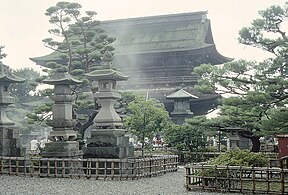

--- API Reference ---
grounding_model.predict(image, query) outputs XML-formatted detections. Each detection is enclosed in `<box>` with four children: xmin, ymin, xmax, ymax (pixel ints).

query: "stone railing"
<box><xmin>0</xmin><ymin>155</ymin><xmax>178</xmax><ymax>179</ymax></box>
<box><xmin>185</xmin><ymin>164</ymin><xmax>288</xmax><ymax>194</ymax></box>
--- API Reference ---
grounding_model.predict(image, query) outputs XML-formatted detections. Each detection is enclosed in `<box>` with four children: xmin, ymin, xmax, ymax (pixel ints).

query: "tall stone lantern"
<box><xmin>0</xmin><ymin>63</ymin><xmax>25</xmax><ymax>156</ymax></box>
<box><xmin>83</xmin><ymin>52</ymin><xmax>134</xmax><ymax>158</ymax></box>
<box><xmin>41</xmin><ymin>72</ymin><xmax>83</xmax><ymax>158</ymax></box>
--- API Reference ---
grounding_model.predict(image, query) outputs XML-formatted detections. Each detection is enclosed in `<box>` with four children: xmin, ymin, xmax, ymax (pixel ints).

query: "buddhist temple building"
<box><xmin>30</xmin><ymin>11</ymin><xmax>231</xmax><ymax>122</ymax></box>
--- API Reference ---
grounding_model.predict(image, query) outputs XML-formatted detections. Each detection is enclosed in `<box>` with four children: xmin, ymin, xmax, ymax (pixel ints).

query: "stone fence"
<box><xmin>0</xmin><ymin>155</ymin><xmax>178</xmax><ymax>180</ymax></box>
<box><xmin>185</xmin><ymin>164</ymin><xmax>288</xmax><ymax>194</ymax></box>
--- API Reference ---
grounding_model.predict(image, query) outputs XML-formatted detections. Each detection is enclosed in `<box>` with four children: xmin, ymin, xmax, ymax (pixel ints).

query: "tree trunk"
<box><xmin>250</xmin><ymin>136</ymin><xmax>261</xmax><ymax>152</ymax></box>
<box><xmin>75</xmin><ymin>110</ymin><xmax>98</xmax><ymax>137</ymax></box>
<box><xmin>238</xmin><ymin>132</ymin><xmax>261</xmax><ymax>152</ymax></box>
<box><xmin>140</xmin><ymin>134</ymin><xmax>145</xmax><ymax>158</ymax></box>
<box><xmin>141</xmin><ymin>140</ymin><xmax>145</xmax><ymax>158</ymax></box>
<box><xmin>185</xmin><ymin>141</ymin><xmax>193</xmax><ymax>152</ymax></box>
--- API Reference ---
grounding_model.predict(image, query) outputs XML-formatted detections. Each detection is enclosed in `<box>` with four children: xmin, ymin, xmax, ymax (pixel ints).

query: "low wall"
<box><xmin>0</xmin><ymin>155</ymin><xmax>178</xmax><ymax>179</ymax></box>
<box><xmin>185</xmin><ymin>164</ymin><xmax>288</xmax><ymax>194</ymax></box>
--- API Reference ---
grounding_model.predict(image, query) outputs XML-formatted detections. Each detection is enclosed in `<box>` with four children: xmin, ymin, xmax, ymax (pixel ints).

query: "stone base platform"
<box><xmin>41</xmin><ymin>141</ymin><xmax>83</xmax><ymax>158</ymax></box>
<box><xmin>0</xmin><ymin>126</ymin><xmax>21</xmax><ymax>156</ymax></box>
<box><xmin>83</xmin><ymin>146</ymin><xmax>134</xmax><ymax>159</ymax></box>
<box><xmin>83</xmin><ymin>129</ymin><xmax>134</xmax><ymax>159</ymax></box>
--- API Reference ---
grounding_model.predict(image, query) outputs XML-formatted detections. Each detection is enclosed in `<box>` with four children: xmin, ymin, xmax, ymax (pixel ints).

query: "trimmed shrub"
<box><xmin>209</xmin><ymin>149</ymin><xmax>269</xmax><ymax>167</ymax></box>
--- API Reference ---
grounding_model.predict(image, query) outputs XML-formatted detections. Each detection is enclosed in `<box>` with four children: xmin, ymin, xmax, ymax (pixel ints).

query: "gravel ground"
<box><xmin>0</xmin><ymin>167</ymin><xmax>239</xmax><ymax>195</ymax></box>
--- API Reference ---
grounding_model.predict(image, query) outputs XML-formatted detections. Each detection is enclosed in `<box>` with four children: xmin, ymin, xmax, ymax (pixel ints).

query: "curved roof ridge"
<box><xmin>101</xmin><ymin>11</ymin><xmax>208</xmax><ymax>25</ymax></box>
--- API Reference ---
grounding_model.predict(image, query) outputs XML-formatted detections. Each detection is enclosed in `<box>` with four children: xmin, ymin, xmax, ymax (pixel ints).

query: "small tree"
<box><xmin>10</xmin><ymin>68</ymin><xmax>41</xmax><ymax>103</ymax></box>
<box><xmin>124</xmin><ymin>97</ymin><xmax>170</xmax><ymax>157</ymax></box>
<box><xmin>41</xmin><ymin>1</ymin><xmax>115</xmax><ymax>111</ymax></box>
<box><xmin>210</xmin><ymin>149</ymin><xmax>268</xmax><ymax>167</ymax></box>
<box><xmin>43</xmin><ymin>1</ymin><xmax>115</xmax><ymax>75</ymax></box>
<box><xmin>164</xmin><ymin>116</ymin><xmax>209</xmax><ymax>152</ymax></box>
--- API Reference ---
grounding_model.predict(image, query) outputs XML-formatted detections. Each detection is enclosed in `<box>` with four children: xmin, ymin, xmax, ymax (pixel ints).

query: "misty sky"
<box><xmin>0</xmin><ymin>0</ymin><xmax>286</xmax><ymax>71</ymax></box>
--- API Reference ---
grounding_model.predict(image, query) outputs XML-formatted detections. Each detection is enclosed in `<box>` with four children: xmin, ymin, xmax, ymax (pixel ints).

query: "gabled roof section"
<box><xmin>31</xmin><ymin>11</ymin><xmax>225</xmax><ymax>64</ymax></box>
<box><xmin>167</xmin><ymin>89</ymin><xmax>199</xmax><ymax>99</ymax></box>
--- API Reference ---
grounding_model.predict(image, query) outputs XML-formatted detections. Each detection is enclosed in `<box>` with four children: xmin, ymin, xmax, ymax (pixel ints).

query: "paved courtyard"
<box><xmin>0</xmin><ymin>167</ymin><xmax>239</xmax><ymax>195</ymax></box>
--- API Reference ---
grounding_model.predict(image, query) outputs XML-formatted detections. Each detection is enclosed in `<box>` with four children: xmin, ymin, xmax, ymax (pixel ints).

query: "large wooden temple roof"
<box><xmin>30</xmin><ymin>11</ymin><xmax>230</xmax><ymax>64</ymax></box>
<box><xmin>102</xmin><ymin>11</ymin><xmax>212</xmax><ymax>54</ymax></box>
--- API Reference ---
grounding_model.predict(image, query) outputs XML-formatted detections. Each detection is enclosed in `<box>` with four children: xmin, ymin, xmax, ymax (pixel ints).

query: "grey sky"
<box><xmin>0</xmin><ymin>0</ymin><xmax>286</xmax><ymax>71</ymax></box>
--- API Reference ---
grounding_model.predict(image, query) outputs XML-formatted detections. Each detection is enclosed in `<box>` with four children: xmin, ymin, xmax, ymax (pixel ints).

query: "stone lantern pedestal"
<box><xmin>83</xmin><ymin>52</ymin><xmax>134</xmax><ymax>158</ymax></box>
<box><xmin>0</xmin><ymin>63</ymin><xmax>25</xmax><ymax>156</ymax></box>
<box><xmin>41</xmin><ymin>72</ymin><xmax>83</xmax><ymax>158</ymax></box>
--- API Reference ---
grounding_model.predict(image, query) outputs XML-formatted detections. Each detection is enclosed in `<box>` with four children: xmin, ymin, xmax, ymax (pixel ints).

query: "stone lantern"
<box><xmin>41</xmin><ymin>72</ymin><xmax>83</xmax><ymax>158</ymax></box>
<box><xmin>83</xmin><ymin>51</ymin><xmax>134</xmax><ymax>158</ymax></box>
<box><xmin>166</xmin><ymin>88</ymin><xmax>198</xmax><ymax>124</ymax></box>
<box><xmin>224</xmin><ymin>127</ymin><xmax>241</xmax><ymax>150</ymax></box>
<box><xmin>0</xmin><ymin>63</ymin><xmax>25</xmax><ymax>156</ymax></box>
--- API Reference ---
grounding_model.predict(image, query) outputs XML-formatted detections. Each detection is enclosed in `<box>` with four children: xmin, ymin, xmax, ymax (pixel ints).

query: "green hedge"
<box><xmin>209</xmin><ymin>149</ymin><xmax>269</xmax><ymax>167</ymax></box>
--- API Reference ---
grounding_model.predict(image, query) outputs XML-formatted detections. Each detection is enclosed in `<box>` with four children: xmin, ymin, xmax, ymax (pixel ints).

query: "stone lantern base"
<box><xmin>41</xmin><ymin>141</ymin><xmax>83</xmax><ymax>158</ymax></box>
<box><xmin>0</xmin><ymin>126</ymin><xmax>21</xmax><ymax>156</ymax></box>
<box><xmin>170</xmin><ymin>112</ymin><xmax>193</xmax><ymax>124</ymax></box>
<box><xmin>83</xmin><ymin>129</ymin><xmax>134</xmax><ymax>159</ymax></box>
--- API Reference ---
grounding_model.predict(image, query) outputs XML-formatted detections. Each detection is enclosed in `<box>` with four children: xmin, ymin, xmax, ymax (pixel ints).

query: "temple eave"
<box><xmin>208</xmin><ymin>45</ymin><xmax>233</xmax><ymax>64</ymax></box>
<box><xmin>30</xmin><ymin>44</ymin><xmax>231</xmax><ymax>67</ymax></box>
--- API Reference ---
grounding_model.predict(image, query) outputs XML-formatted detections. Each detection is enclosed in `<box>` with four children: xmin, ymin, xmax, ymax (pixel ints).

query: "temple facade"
<box><xmin>31</xmin><ymin>12</ymin><xmax>231</xmax><ymax>122</ymax></box>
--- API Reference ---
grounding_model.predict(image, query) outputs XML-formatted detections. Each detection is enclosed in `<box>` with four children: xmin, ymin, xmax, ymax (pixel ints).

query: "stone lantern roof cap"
<box><xmin>86</xmin><ymin>68</ymin><xmax>129</xmax><ymax>81</ymax></box>
<box><xmin>42</xmin><ymin>72</ymin><xmax>82</xmax><ymax>85</ymax></box>
<box><xmin>167</xmin><ymin>89</ymin><xmax>198</xmax><ymax>99</ymax></box>
<box><xmin>86</xmin><ymin>50</ymin><xmax>128</xmax><ymax>81</ymax></box>
<box><xmin>0</xmin><ymin>63</ymin><xmax>25</xmax><ymax>83</ymax></box>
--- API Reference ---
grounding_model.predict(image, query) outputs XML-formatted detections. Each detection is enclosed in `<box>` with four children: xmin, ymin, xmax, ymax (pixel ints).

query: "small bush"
<box><xmin>209</xmin><ymin>149</ymin><xmax>269</xmax><ymax>167</ymax></box>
